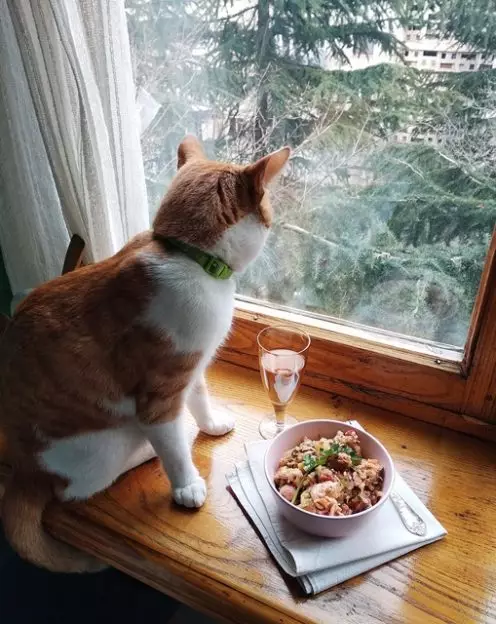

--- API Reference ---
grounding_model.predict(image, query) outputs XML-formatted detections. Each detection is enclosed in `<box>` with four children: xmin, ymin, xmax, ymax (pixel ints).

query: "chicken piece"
<box><xmin>339</xmin><ymin>471</ymin><xmax>355</xmax><ymax>494</ymax></box>
<box><xmin>310</xmin><ymin>480</ymin><xmax>342</xmax><ymax>502</ymax></box>
<box><xmin>333</xmin><ymin>429</ymin><xmax>362</xmax><ymax>455</ymax></box>
<box><xmin>354</xmin><ymin>458</ymin><xmax>383</xmax><ymax>488</ymax></box>
<box><xmin>279</xmin><ymin>484</ymin><xmax>296</xmax><ymax>501</ymax></box>
<box><xmin>315</xmin><ymin>437</ymin><xmax>331</xmax><ymax>453</ymax></box>
<box><xmin>299</xmin><ymin>489</ymin><xmax>313</xmax><ymax>509</ymax></box>
<box><xmin>343</xmin><ymin>429</ymin><xmax>362</xmax><ymax>453</ymax></box>
<box><xmin>274</xmin><ymin>466</ymin><xmax>303</xmax><ymax>487</ymax></box>
<box><xmin>316</xmin><ymin>466</ymin><xmax>338</xmax><ymax>483</ymax></box>
<box><xmin>280</xmin><ymin>438</ymin><xmax>318</xmax><ymax>466</ymax></box>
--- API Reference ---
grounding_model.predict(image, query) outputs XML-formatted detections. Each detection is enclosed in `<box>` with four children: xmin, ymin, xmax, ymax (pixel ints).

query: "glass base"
<box><xmin>259</xmin><ymin>414</ymin><xmax>298</xmax><ymax>439</ymax></box>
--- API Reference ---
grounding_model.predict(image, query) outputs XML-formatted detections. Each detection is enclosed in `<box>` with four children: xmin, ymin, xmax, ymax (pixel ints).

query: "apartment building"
<box><xmin>323</xmin><ymin>26</ymin><xmax>495</xmax><ymax>73</ymax></box>
<box><xmin>403</xmin><ymin>29</ymin><xmax>495</xmax><ymax>72</ymax></box>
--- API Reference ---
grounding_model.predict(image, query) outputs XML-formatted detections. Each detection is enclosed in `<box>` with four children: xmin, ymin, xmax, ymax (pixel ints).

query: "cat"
<box><xmin>0</xmin><ymin>136</ymin><xmax>290</xmax><ymax>573</ymax></box>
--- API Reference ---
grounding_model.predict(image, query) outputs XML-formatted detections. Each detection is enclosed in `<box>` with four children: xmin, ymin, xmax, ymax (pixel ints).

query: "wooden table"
<box><xmin>7</xmin><ymin>362</ymin><xmax>496</xmax><ymax>623</ymax></box>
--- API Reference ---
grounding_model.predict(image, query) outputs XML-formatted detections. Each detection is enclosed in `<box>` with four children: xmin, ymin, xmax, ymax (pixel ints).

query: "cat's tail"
<box><xmin>1</xmin><ymin>471</ymin><xmax>105</xmax><ymax>573</ymax></box>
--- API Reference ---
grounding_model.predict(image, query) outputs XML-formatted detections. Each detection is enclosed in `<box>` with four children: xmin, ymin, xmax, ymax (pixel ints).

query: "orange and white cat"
<box><xmin>0</xmin><ymin>136</ymin><xmax>290</xmax><ymax>572</ymax></box>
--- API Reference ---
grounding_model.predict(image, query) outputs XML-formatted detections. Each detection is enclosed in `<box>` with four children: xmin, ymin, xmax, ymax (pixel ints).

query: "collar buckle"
<box><xmin>204</xmin><ymin>256</ymin><xmax>232</xmax><ymax>279</ymax></box>
<box><xmin>159</xmin><ymin>236</ymin><xmax>233</xmax><ymax>280</ymax></box>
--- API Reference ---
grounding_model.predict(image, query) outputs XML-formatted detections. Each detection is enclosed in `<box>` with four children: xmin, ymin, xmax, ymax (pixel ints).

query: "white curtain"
<box><xmin>0</xmin><ymin>0</ymin><xmax>149</xmax><ymax>294</ymax></box>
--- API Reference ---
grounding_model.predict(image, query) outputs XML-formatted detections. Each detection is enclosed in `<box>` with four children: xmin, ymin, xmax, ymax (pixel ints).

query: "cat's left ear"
<box><xmin>245</xmin><ymin>147</ymin><xmax>291</xmax><ymax>193</ymax></box>
<box><xmin>177</xmin><ymin>135</ymin><xmax>205</xmax><ymax>169</ymax></box>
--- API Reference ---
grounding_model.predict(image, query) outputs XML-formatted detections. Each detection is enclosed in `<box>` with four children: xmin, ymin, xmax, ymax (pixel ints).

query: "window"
<box><xmin>452</xmin><ymin>52</ymin><xmax>457</xmax><ymax>59</ymax></box>
<box><xmin>441</xmin><ymin>53</ymin><xmax>446</xmax><ymax>59</ymax></box>
<box><xmin>469</xmin><ymin>64</ymin><xmax>475</xmax><ymax>70</ymax></box>
<box><xmin>125</xmin><ymin>1</ymin><xmax>496</xmax><ymax>433</ymax></box>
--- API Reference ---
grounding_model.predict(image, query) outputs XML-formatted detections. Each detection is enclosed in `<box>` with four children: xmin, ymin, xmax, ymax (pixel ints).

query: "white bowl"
<box><xmin>264</xmin><ymin>420</ymin><xmax>395</xmax><ymax>538</ymax></box>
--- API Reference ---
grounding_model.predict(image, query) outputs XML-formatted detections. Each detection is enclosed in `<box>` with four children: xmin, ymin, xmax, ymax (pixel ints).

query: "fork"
<box><xmin>346</xmin><ymin>420</ymin><xmax>428</xmax><ymax>536</ymax></box>
<box><xmin>390</xmin><ymin>490</ymin><xmax>427</xmax><ymax>536</ymax></box>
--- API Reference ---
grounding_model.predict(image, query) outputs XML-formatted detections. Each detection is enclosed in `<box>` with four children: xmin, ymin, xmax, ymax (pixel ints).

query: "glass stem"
<box><xmin>274</xmin><ymin>404</ymin><xmax>286</xmax><ymax>430</ymax></box>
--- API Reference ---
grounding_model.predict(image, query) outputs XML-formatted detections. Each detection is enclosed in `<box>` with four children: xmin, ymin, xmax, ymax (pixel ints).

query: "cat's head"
<box><xmin>153</xmin><ymin>136</ymin><xmax>290</xmax><ymax>272</ymax></box>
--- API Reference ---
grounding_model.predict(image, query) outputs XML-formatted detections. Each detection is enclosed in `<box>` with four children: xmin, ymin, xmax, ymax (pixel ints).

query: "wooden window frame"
<box><xmin>219</xmin><ymin>228</ymin><xmax>496</xmax><ymax>442</ymax></box>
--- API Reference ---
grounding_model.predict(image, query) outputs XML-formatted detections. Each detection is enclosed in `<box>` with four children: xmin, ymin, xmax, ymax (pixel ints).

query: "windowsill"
<box><xmin>235</xmin><ymin>296</ymin><xmax>463</xmax><ymax>367</ymax></box>
<box><xmin>220</xmin><ymin>305</ymin><xmax>496</xmax><ymax>441</ymax></box>
<box><xmin>1</xmin><ymin>360</ymin><xmax>494</xmax><ymax>623</ymax></box>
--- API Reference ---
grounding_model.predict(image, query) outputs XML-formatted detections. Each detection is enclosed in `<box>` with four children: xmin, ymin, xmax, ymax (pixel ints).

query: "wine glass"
<box><xmin>257</xmin><ymin>324</ymin><xmax>311</xmax><ymax>439</ymax></box>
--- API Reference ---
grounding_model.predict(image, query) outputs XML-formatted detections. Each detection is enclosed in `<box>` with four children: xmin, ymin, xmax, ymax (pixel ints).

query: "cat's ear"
<box><xmin>177</xmin><ymin>135</ymin><xmax>205</xmax><ymax>169</ymax></box>
<box><xmin>245</xmin><ymin>147</ymin><xmax>291</xmax><ymax>193</ymax></box>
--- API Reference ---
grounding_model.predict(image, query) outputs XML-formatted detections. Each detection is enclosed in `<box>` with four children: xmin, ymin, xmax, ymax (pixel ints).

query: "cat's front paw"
<box><xmin>199</xmin><ymin>412</ymin><xmax>235</xmax><ymax>436</ymax></box>
<box><xmin>173</xmin><ymin>477</ymin><xmax>207</xmax><ymax>508</ymax></box>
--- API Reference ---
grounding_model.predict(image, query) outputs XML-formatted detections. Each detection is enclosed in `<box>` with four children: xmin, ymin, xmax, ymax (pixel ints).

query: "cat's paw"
<box><xmin>173</xmin><ymin>477</ymin><xmax>207</xmax><ymax>508</ymax></box>
<box><xmin>198</xmin><ymin>412</ymin><xmax>235</xmax><ymax>436</ymax></box>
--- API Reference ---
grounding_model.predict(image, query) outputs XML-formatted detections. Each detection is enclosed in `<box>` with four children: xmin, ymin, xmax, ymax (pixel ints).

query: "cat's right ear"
<box><xmin>177</xmin><ymin>135</ymin><xmax>205</xmax><ymax>169</ymax></box>
<box><xmin>245</xmin><ymin>147</ymin><xmax>291</xmax><ymax>195</ymax></box>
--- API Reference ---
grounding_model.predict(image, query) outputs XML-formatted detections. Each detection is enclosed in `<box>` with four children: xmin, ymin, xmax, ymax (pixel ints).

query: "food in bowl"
<box><xmin>274</xmin><ymin>429</ymin><xmax>384</xmax><ymax>516</ymax></box>
<box><xmin>265</xmin><ymin>420</ymin><xmax>394</xmax><ymax>537</ymax></box>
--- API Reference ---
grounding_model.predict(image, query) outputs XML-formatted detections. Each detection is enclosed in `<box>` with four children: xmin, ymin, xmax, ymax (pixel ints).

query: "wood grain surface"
<box><xmin>462</xmin><ymin>228</ymin><xmax>496</xmax><ymax>422</ymax></box>
<box><xmin>34</xmin><ymin>362</ymin><xmax>496</xmax><ymax>624</ymax></box>
<box><xmin>222</xmin><ymin>311</ymin><xmax>466</xmax><ymax>410</ymax></box>
<box><xmin>220</xmin><ymin>313</ymin><xmax>496</xmax><ymax>442</ymax></box>
<box><xmin>462</xmin><ymin>227</ymin><xmax>496</xmax><ymax>376</ymax></box>
<box><xmin>217</xmin><ymin>237</ymin><xmax>496</xmax><ymax>431</ymax></box>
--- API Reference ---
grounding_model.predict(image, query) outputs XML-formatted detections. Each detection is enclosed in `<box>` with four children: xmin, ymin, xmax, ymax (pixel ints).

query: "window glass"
<box><xmin>127</xmin><ymin>0</ymin><xmax>496</xmax><ymax>346</ymax></box>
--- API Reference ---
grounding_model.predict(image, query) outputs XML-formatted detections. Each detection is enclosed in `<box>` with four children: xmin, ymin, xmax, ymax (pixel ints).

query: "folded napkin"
<box><xmin>227</xmin><ymin>420</ymin><xmax>447</xmax><ymax>595</ymax></box>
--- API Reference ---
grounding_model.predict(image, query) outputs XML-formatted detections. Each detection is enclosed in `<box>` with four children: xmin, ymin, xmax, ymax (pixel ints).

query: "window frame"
<box><xmin>218</xmin><ymin>228</ymin><xmax>496</xmax><ymax>442</ymax></box>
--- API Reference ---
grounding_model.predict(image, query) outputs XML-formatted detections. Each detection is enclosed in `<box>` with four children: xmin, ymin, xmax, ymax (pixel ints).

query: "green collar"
<box><xmin>163</xmin><ymin>238</ymin><xmax>233</xmax><ymax>280</ymax></box>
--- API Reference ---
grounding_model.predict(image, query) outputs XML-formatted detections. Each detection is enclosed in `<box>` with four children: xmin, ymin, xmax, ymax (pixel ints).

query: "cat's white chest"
<box><xmin>142</xmin><ymin>255</ymin><xmax>236</xmax><ymax>358</ymax></box>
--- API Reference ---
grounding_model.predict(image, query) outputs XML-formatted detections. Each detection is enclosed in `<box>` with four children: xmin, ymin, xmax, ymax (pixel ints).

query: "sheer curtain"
<box><xmin>0</xmin><ymin>0</ymin><xmax>149</xmax><ymax>294</ymax></box>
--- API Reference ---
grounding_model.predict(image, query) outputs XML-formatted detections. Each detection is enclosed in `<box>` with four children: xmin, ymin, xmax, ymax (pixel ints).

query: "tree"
<box><xmin>408</xmin><ymin>0</ymin><xmax>496</xmax><ymax>53</ymax></box>
<box><xmin>126</xmin><ymin>0</ymin><xmax>496</xmax><ymax>346</ymax></box>
<box><xmin>204</xmin><ymin>0</ymin><xmax>406</xmax><ymax>158</ymax></box>
<box><xmin>237</xmin><ymin>58</ymin><xmax>496</xmax><ymax>344</ymax></box>
<box><xmin>126</xmin><ymin>0</ymin><xmax>213</xmax><ymax>208</ymax></box>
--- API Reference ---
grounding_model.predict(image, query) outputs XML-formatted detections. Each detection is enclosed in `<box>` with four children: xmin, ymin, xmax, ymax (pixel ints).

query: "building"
<box><xmin>403</xmin><ymin>29</ymin><xmax>495</xmax><ymax>72</ymax></box>
<box><xmin>322</xmin><ymin>24</ymin><xmax>495</xmax><ymax>145</ymax></box>
<box><xmin>323</xmin><ymin>26</ymin><xmax>495</xmax><ymax>73</ymax></box>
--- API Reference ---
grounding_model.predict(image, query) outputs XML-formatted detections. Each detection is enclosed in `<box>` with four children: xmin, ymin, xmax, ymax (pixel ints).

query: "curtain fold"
<box><xmin>0</xmin><ymin>0</ymin><xmax>149</xmax><ymax>294</ymax></box>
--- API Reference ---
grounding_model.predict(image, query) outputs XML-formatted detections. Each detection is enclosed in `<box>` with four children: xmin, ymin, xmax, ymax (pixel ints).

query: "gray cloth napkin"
<box><xmin>226</xmin><ymin>420</ymin><xmax>447</xmax><ymax>595</ymax></box>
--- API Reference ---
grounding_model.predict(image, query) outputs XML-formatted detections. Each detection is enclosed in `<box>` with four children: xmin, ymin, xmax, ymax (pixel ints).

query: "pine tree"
<box><xmin>126</xmin><ymin>0</ymin><xmax>496</xmax><ymax>346</ymax></box>
<box><xmin>204</xmin><ymin>0</ymin><xmax>406</xmax><ymax>158</ymax></box>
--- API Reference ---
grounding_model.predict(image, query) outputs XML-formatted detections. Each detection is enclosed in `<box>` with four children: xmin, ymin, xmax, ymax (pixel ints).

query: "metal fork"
<box><xmin>390</xmin><ymin>490</ymin><xmax>427</xmax><ymax>536</ymax></box>
<box><xmin>345</xmin><ymin>420</ymin><xmax>427</xmax><ymax>536</ymax></box>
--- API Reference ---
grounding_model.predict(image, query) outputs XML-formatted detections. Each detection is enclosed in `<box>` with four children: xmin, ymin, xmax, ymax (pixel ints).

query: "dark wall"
<box><xmin>0</xmin><ymin>248</ymin><xmax>12</xmax><ymax>315</ymax></box>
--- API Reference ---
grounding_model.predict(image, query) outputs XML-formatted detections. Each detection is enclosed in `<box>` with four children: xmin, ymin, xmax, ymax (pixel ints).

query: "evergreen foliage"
<box><xmin>126</xmin><ymin>0</ymin><xmax>496</xmax><ymax>345</ymax></box>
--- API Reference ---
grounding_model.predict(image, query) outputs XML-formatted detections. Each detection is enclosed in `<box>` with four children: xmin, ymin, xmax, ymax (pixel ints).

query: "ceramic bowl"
<box><xmin>264</xmin><ymin>419</ymin><xmax>395</xmax><ymax>537</ymax></box>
